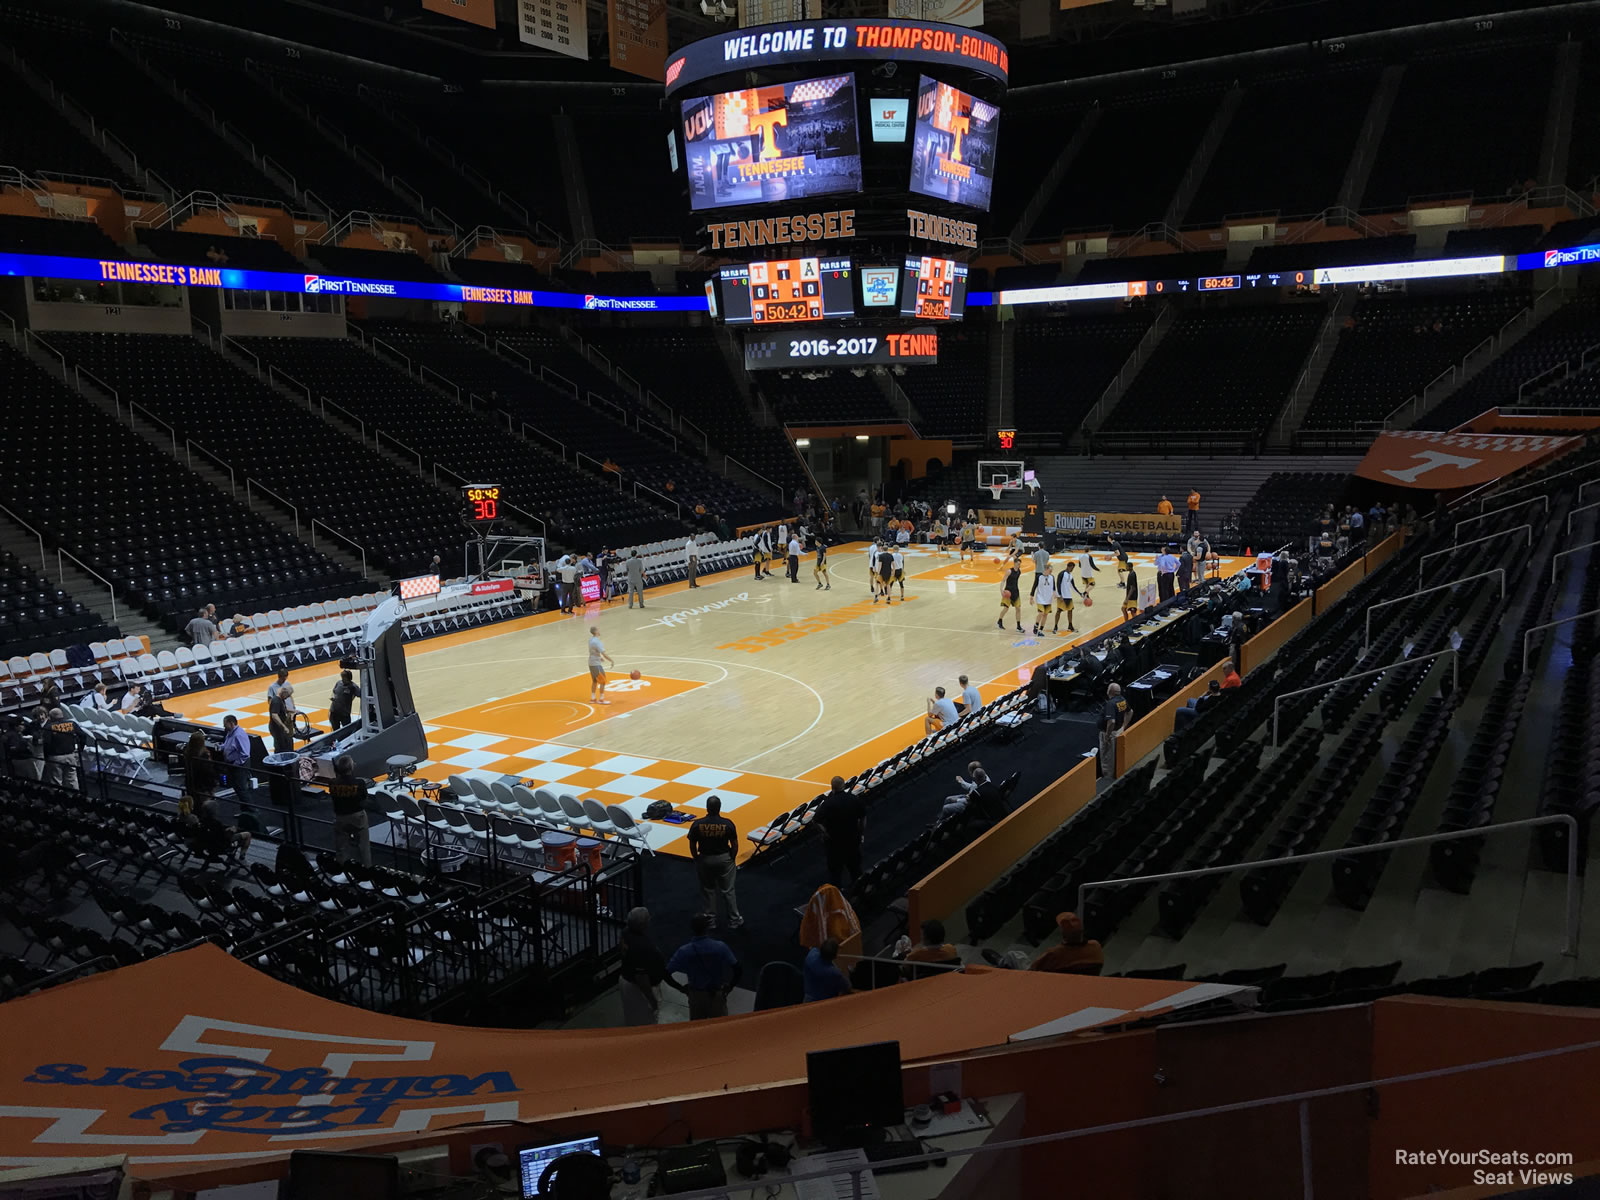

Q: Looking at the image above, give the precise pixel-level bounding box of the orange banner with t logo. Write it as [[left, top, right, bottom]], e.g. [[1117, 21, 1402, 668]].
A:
[[1354, 430, 1579, 490]]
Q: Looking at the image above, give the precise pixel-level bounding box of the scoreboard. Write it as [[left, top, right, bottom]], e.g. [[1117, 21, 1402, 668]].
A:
[[719, 257, 855, 324]]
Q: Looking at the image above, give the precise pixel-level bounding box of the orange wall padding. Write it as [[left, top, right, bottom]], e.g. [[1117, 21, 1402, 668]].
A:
[[1116, 660, 1231, 775], [1240, 596, 1313, 676], [1362, 530, 1406, 574], [1315, 556, 1367, 614]]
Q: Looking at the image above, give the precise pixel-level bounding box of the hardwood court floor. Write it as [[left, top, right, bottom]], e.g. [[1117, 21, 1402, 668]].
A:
[[169, 543, 1249, 860]]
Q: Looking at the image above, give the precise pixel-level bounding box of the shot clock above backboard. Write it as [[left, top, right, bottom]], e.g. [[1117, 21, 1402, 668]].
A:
[[462, 483, 503, 524]]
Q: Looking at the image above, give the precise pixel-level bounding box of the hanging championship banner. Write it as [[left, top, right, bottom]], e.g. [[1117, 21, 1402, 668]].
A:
[[517, 0, 588, 59], [888, 0, 985, 27], [423, 0, 497, 28], [609, 0, 666, 80]]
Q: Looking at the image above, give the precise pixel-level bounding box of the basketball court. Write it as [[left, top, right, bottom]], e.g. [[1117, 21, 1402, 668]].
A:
[[169, 538, 1249, 861]]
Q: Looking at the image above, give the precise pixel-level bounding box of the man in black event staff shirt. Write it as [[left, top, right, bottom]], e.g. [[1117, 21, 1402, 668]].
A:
[[817, 775, 866, 888], [688, 796, 744, 929], [327, 754, 372, 866], [42, 707, 83, 791], [1098, 684, 1129, 782]]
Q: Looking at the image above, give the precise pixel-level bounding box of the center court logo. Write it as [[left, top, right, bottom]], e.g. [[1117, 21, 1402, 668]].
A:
[[644, 591, 751, 629]]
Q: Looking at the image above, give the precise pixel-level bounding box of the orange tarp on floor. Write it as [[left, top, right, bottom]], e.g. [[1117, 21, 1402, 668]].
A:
[[0, 945, 1242, 1177]]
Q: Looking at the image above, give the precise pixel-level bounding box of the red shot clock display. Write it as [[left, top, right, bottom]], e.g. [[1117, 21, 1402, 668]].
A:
[[463, 483, 502, 524]]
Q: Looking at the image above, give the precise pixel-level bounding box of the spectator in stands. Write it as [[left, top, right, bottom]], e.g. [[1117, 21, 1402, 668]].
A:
[[266, 668, 290, 703], [926, 685, 960, 734], [1349, 506, 1366, 542], [1186, 489, 1201, 535], [1222, 664, 1242, 690], [871, 500, 886, 531], [328, 670, 358, 731], [689, 796, 743, 929], [956, 674, 982, 716], [328, 754, 372, 867], [38, 677, 62, 708], [119, 683, 146, 714], [902, 919, 960, 977], [204, 244, 228, 265], [1155, 545, 1179, 602], [1193, 678, 1225, 714], [184, 732, 217, 806], [556, 554, 578, 613], [3, 717, 36, 780], [183, 794, 251, 857], [1156, 495, 1174, 516], [268, 685, 296, 754], [803, 938, 852, 1002], [619, 907, 684, 1025], [685, 536, 701, 589], [817, 775, 866, 889], [1098, 685, 1129, 781], [1028, 912, 1104, 976], [1229, 614, 1248, 671], [83, 682, 111, 712], [667, 912, 740, 1020], [231, 613, 254, 635], [220, 714, 252, 782], [426, 553, 443, 578], [42, 708, 82, 791], [625, 550, 648, 609]]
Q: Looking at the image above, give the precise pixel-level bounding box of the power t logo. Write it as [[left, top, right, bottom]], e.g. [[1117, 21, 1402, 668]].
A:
[[5, 1016, 521, 1160]]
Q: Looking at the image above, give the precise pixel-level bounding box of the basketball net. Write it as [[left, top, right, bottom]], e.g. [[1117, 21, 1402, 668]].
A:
[[988, 484, 1005, 503]]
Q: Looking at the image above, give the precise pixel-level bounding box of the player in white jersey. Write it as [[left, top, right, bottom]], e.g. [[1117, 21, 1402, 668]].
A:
[[1077, 546, 1099, 596], [1031, 569, 1056, 636], [890, 548, 906, 599]]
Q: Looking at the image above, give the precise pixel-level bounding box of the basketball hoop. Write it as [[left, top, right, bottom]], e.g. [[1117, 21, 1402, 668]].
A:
[[988, 484, 1005, 503]]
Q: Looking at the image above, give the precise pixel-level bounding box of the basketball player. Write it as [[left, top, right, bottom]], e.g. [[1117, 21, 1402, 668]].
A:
[[587, 625, 614, 704], [1107, 535, 1131, 584], [1007, 534, 1025, 568], [1053, 561, 1081, 635], [1078, 545, 1099, 596], [875, 542, 896, 604], [930, 517, 947, 556], [996, 562, 1023, 632], [1121, 566, 1140, 624], [891, 546, 906, 599], [813, 539, 831, 590], [753, 528, 773, 579], [959, 523, 980, 563], [1029, 542, 1051, 600], [1032, 568, 1056, 636]]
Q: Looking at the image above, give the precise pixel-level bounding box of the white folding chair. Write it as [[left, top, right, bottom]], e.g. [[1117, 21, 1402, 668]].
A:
[[582, 798, 616, 838], [607, 805, 652, 854]]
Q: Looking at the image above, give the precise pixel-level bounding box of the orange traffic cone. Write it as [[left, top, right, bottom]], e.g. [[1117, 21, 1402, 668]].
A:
[[1244, 546, 1251, 558]]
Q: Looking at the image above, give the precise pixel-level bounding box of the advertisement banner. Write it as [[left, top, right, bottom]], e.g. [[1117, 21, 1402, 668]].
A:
[[423, 0, 497, 28], [0, 945, 1237, 1180], [470, 578, 516, 595], [979, 510, 1185, 539], [608, 0, 666, 81], [579, 574, 603, 602], [517, 0, 588, 59], [1354, 430, 1579, 490]]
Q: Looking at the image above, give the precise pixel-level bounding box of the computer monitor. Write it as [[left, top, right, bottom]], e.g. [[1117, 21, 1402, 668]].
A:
[[807, 1040, 905, 1148], [518, 1133, 604, 1199], [283, 1150, 400, 1200]]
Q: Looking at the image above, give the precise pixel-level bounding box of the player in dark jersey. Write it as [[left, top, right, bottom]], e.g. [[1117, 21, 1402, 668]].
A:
[[875, 544, 896, 604], [996, 564, 1023, 632], [1107, 535, 1131, 584], [1121, 566, 1140, 623], [813, 539, 831, 590]]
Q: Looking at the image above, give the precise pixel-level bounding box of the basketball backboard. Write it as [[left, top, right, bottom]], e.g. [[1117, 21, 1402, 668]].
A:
[[977, 459, 1024, 502]]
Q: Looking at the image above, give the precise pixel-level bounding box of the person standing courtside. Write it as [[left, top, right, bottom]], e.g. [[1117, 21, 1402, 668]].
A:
[[787, 533, 802, 583], [1098, 684, 1129, 781], [268, 685, 296, 754], [587, 626, 614, 705], [328, 670, 358, 731], [625, 549, 647, 609], [42, 708, 82, 791], [1155, 544, 1179, 602], [668, 913, 740, 1020], [685, 536, 701, 589], [753, 527, 773, 579], [1186, 488, 1201, 536], [813, 539, 831, 590], [817, 775, 866, 889], [327, 754, 372, 867], [689, 795, 743, 929]]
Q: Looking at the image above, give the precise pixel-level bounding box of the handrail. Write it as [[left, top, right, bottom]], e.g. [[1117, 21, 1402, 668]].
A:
[[1365, 569, 1504, 649], [1418, 526, 1531, 584], [1483, 459, 1600, 508], [57, 547, 117, 620], [1579, 478, 1600, 504], [1518, 359, 1568, 402], [184, 439, 236, 495], [1524, 606, 1600, 672], [311, 519, 368, 580], [0, 308, 16, 349], [680, 415, 710, 454], [636, 414, 677, 450], [246, 478, 300, 536], [1078, 814, 1579, 957], [495, 340, 533, 371], [419, 362, 460, 401], [542, 366, 578, 400], [1272, 649, 1460, 748], [72, 364, 119, 412], [502, 501, 547, 540], [0, 501, 49, 573], [371, 336, 412, 375], [127, 401, 178, 453], [577, 451, 621, 488], [24, 328, 70, 384], [222, 334, 261, 378], [1455, 495, 1547, 539], [1567, 500, 1600, 535], [1550, 538, 1600, 585], [634, 481, 680, 518], [375, 428, 424, 471], [266, 363, 312, 408], [589, 388, 628, 425], [724, 455, 784, 500], [317, 396, 367, 444], [191, 315, 215, 347]]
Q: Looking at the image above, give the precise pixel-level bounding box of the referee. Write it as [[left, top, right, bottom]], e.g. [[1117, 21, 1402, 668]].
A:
[[1155, 544, 1179, 602]]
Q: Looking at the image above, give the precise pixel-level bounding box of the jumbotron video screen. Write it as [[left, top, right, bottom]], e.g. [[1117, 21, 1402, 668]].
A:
[[909, 75, 1000, 212], [681, 74, 863, 211]]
